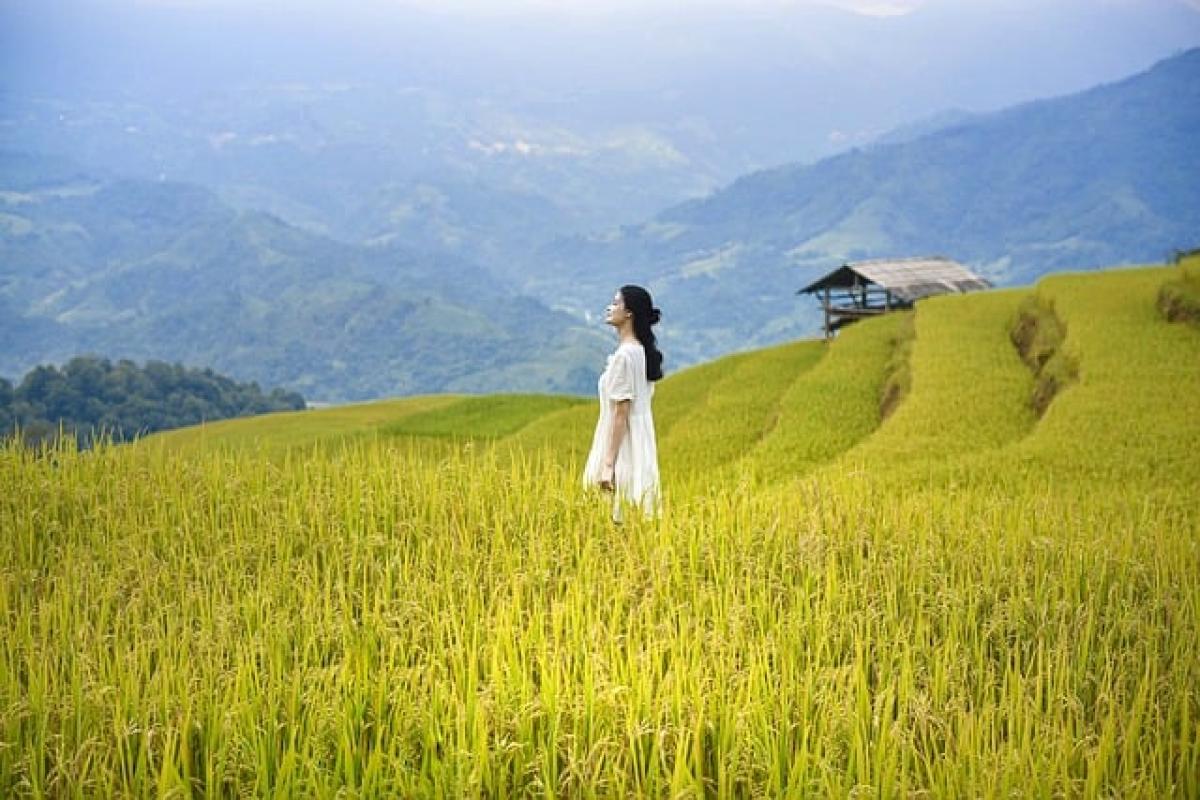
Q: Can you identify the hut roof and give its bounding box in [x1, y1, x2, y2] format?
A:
[799, 256, 991, 304]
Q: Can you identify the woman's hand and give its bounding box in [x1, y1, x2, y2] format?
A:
[599, 463, 615, 492]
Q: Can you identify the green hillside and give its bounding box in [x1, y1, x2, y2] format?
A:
[530, 48, 1200, 366]
[0, 155, 607, 401]
[152, 258, 1200, 489]
[5, 262, 1199, 796]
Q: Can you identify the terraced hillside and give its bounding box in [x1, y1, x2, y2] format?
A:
[4, 261, 1199, 797]
[151, 260, 1200, 493]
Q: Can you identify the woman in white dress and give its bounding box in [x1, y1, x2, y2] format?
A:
[583, 285, 663, 520]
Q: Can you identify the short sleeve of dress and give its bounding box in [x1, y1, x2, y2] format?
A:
[607, 349, 636, 402]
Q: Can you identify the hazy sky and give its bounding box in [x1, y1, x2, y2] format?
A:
[23, 0, 1200, 23]
[123, 0, 925, 12]
[387, 0, 925, 14]
[121, 0, 1198, 12]
[397, 0, 928, 15]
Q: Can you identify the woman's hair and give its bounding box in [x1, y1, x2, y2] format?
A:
[620, 284, 664, 381]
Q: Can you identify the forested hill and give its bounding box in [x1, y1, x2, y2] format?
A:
[0, 160, 607, 401]
[1, 355, 305, 446]
[531, 47, 1200, 366]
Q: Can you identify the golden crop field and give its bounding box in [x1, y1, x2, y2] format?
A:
[3, 262, 1199, 797]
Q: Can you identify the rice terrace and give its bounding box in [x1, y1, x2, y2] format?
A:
[1, 257, 1197, 797]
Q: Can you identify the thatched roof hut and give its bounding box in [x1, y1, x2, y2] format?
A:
[798, 256, 991, 337]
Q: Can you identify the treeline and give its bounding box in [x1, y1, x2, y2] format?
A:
[1, 356, 306, 446]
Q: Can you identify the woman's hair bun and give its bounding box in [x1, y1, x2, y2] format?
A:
[649, 307, 661, 325]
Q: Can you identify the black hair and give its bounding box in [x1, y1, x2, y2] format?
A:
[620, 284, 664, 381]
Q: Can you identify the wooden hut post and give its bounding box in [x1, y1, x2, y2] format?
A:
[823, 286, 831, 339]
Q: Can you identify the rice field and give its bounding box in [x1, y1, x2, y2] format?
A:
[2, 264, 1198, 797]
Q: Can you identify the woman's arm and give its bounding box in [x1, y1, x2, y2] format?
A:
[599, 399, 631, 491]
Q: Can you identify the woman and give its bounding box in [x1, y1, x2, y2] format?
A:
[583, 285, 663, 520]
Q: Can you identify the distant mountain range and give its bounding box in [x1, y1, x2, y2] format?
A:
[4, 0, 1198, 282]
[0, 157, 606, 401]
[3, 49, 1198, 398]
[527, 48, 1200, 365]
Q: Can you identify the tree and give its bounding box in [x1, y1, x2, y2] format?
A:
[6, 357, 305, 447]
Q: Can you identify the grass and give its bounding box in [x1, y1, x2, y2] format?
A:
[1005, 266, 1200, 484]
[878, 310, 915, 420]
[659, 339, 824, 490]
[3, 264, 1199, 797]
[148, 395, 461, 455]
[379, 395, 587, 441]
[1157, 254, 1200, 326]
[1010, 294, 1078, 415]
[740, 311, 907, 486]
[835, 288, 1035, 473]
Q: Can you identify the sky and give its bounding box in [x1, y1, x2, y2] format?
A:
[4, 0, 1196, 121]
[385, 0, 927, 14]
[119, 0, 1199, 11]
[377, 0, 1193, 12]
[122, 0, 925, 12]
[18, 0, 1199, 24]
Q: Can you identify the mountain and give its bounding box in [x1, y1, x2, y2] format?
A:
[0, 84, 717, 285]
[0, 154, 608, 401]
[870, 109, 981, 147]
[528, 48, 1200, 366]
[3, 0, 1197, 282]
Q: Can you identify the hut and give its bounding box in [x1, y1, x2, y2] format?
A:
[798, 256, 991, 338]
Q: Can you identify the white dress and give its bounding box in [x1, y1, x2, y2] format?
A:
[583, 341, 661, 520]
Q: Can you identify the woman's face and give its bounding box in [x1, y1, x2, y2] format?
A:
[604, 291, 631, 327]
